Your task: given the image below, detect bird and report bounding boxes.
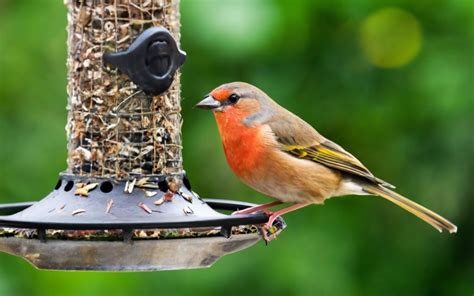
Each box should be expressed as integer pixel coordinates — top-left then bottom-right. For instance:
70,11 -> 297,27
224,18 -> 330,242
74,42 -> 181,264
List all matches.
195,82 -> 457,240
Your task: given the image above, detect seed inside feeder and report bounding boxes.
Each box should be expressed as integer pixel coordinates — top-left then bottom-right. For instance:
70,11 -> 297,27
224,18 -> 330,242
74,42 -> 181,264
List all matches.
66,0 -> 183,180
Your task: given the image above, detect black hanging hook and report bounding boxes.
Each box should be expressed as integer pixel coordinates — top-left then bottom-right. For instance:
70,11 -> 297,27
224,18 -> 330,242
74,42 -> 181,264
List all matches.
103,27 -> 186,96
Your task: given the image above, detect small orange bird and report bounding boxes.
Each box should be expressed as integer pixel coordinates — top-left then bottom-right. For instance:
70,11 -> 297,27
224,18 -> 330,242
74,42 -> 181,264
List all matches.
196,82 -> 457,238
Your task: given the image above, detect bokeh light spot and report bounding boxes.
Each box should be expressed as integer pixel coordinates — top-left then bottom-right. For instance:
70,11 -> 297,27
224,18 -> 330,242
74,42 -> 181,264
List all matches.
359,7 -> 422,68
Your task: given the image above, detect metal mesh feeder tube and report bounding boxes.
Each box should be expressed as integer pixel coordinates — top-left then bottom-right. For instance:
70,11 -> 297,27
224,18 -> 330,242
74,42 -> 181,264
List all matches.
0,0 -> 286,271
65,0 -> 183,178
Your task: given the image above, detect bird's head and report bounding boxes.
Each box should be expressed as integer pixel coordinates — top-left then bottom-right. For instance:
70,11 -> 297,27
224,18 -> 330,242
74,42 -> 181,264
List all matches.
196,82 -> 271,117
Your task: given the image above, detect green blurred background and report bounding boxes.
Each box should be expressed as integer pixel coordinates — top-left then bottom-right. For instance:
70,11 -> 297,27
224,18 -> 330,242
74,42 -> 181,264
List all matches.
0,0 -> 472,295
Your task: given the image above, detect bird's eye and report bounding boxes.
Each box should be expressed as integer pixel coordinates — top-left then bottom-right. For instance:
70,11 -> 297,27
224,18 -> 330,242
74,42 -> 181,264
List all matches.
228,94 -> 240,104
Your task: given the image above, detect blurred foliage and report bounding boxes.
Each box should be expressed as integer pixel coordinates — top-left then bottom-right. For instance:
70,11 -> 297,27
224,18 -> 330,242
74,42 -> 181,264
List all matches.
0,0 -> 472,295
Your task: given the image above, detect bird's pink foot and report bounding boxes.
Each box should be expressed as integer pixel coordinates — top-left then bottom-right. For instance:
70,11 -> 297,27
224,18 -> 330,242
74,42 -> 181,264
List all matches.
264,212 -> 280,229
231,201 -> 282,216
231,209 -> 249,215
264,201 -> 311,229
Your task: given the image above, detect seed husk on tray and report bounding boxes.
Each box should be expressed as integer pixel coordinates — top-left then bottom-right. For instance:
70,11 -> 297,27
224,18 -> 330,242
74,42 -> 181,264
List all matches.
0,225 -> 261,241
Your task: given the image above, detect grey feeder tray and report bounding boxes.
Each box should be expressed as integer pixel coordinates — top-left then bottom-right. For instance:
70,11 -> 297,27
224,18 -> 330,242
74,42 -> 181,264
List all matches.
0,174 -> 286,271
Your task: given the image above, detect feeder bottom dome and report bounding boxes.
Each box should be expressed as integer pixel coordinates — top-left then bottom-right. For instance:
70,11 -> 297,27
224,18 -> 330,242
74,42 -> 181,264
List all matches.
0,231 -> 260,271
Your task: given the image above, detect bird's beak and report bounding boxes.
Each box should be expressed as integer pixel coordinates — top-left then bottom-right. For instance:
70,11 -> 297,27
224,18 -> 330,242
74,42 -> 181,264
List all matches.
195,95 -> 221,110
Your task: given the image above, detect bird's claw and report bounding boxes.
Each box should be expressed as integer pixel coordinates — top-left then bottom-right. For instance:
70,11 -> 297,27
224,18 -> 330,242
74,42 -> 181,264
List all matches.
233,210 -> 286,243
231,209 -> 244,215
259,215 -> 287,243
261,224 -> 278,242
232,208 -> 269,216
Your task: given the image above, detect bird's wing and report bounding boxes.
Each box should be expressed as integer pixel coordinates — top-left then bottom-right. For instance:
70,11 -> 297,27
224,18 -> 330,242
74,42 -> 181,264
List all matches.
267,111 -> 394,188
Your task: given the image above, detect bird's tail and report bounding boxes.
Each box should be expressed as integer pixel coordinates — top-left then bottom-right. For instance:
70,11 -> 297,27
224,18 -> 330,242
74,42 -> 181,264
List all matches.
363,184 -> 457,233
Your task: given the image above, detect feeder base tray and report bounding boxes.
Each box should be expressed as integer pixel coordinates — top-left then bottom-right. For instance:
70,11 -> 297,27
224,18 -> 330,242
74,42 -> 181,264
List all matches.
0,197 -> 286,271
0,233 -> 259,271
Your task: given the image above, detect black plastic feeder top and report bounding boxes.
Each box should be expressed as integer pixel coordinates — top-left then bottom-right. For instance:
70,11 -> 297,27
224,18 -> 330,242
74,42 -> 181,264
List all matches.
103,27 -> 186,96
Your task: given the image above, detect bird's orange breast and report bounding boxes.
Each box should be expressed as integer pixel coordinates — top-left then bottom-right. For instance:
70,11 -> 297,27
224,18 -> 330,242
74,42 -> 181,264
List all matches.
213,108 -> 265,181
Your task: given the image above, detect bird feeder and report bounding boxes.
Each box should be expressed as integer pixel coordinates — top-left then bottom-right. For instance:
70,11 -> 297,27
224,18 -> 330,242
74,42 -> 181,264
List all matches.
0,0 -> 285,271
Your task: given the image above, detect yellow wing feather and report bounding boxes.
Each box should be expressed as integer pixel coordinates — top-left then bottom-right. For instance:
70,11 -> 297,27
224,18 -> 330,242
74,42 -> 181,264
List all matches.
283,142 -> 394,188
